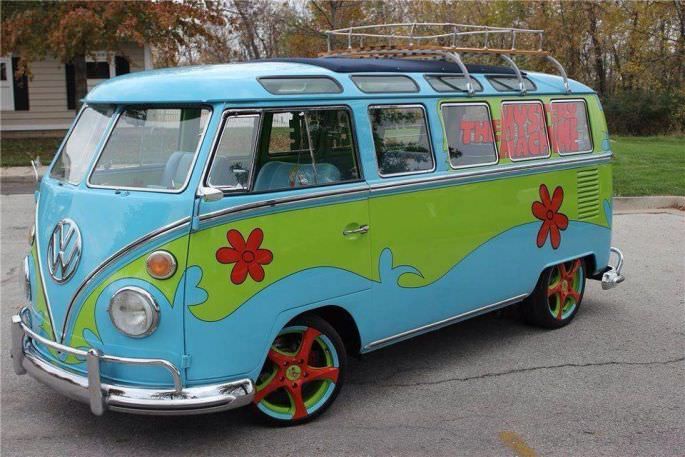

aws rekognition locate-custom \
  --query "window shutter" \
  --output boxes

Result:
[11,57,29,111]
[65,63,76,110]
[115,56,130,76]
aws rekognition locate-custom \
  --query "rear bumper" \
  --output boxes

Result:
[599,246,625,289]
[10,309,254,416]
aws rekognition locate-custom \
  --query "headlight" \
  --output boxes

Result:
[22,256,31,303]
[108,287,159,338]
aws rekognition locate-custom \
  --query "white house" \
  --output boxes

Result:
[0,43,152,136]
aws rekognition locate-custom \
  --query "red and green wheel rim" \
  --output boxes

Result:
[547,259,584,320]
[254,325,339,421]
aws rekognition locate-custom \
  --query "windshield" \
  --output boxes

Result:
[89,107,210,192]
[50,105,113,184]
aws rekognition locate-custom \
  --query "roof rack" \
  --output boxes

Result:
[321,23,571,96]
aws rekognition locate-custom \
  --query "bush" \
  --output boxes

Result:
[603,90,685,136]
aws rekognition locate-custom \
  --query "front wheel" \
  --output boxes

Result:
[252,315,346,425]
[523,258,586,329]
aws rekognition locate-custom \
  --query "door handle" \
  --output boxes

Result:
[343,224,369,236]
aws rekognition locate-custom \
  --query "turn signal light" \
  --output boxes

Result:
[146,251,177,280]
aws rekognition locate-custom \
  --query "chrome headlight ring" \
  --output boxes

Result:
[107,286,160,338]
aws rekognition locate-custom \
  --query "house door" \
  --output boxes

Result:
[0,56,14,111]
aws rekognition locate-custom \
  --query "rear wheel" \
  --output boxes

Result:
[523,258,586,328]
[252,315,345,425]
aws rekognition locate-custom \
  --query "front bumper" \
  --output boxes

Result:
[10,308,254,416]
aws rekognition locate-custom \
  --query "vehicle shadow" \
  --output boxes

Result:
[37,303,563,439]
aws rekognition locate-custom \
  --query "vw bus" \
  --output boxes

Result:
[11,24,624,424]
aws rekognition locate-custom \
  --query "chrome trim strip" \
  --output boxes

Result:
[60,216,191,342]
[364,293,528,351]
[198,184,369,223]
[369,151,612,192]
[33,196,58,339]
[86,105,213,194]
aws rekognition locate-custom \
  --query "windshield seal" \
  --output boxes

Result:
[86,104,213,194]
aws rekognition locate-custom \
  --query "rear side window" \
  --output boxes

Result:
[368,105,434,176]
[207,114,260,189]
[549,100,593,155]
[251,108,360,192]
[499,101,550,161]
[352,75,418,93]
[425,75,483,93]
[487,76,536,92]
[441,103,497,168]
[258,77,342,95]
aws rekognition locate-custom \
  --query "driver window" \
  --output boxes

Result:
[207,114,260,189]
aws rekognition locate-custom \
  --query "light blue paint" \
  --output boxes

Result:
[185,220,610,385]
[85,62,595,105]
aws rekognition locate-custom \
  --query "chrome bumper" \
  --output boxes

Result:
[601,246,625,290]
[10,309,254,416]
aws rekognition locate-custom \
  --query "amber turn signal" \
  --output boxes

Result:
[146,251,177,280]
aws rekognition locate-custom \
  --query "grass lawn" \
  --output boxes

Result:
[0,137,61,167]
[1,134,683,196]
[612,136,684,196]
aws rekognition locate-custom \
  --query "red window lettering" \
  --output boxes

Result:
[551,102,580,153]
[500,103,549,159]
[460,120,494,144]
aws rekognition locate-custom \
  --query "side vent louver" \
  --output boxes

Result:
[577,168,600,220]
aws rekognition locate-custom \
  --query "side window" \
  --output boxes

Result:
[550,100,593,155]
[207,114,260,189]
[368,105,434,176]
[441,103,497,168]
[252,108,360,192]
[499,101,550,161]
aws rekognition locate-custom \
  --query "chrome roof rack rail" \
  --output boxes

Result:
[322,23,572,94]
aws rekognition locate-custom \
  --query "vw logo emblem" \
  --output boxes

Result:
[46,219,82,283]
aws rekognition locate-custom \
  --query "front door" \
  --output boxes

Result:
[184,106,372,381]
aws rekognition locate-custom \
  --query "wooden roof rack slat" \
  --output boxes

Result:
[321,23,571,95]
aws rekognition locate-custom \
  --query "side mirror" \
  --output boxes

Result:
[197,186,223,202]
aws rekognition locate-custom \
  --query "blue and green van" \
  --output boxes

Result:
[11,48,625,424]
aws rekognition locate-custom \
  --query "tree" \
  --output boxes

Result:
[0,1,224,109]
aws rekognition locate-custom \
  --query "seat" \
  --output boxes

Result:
[160,151,195,189]
[253,161,341,192]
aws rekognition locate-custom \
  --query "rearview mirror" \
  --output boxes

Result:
[197,186,223,202]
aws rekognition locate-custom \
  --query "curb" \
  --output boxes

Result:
[613,196,685,212]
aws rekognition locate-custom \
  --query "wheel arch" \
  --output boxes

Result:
[289,305,362,356]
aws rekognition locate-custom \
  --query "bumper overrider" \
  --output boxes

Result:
[10,308,255,416]
[600,247,625,290]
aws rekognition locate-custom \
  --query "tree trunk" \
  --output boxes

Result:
[72,54,88,110]
[587,4,606,96]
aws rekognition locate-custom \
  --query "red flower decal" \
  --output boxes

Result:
[532,184,569,249]
[216,228,273,284]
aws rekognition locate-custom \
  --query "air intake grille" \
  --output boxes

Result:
[577,168,600,220]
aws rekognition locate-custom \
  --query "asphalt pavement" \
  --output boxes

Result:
[1,192,683,457]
